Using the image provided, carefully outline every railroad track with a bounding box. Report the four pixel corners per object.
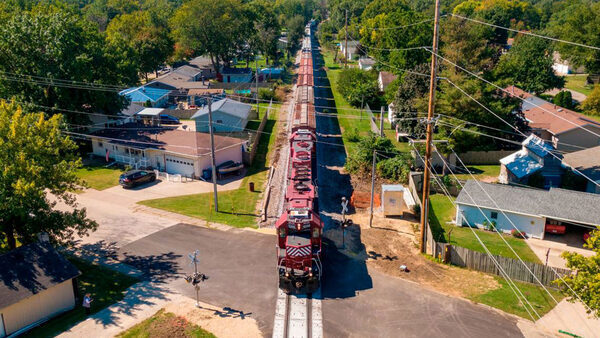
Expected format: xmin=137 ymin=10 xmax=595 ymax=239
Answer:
xmin=273 ymin=289 xmax=323 ymax=338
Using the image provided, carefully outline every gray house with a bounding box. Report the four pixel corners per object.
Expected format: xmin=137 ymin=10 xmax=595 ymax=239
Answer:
xmin=191 ymin=98 xmax=252 ymax=133
xmin=0 ymin=242 xmax=81 ymax=337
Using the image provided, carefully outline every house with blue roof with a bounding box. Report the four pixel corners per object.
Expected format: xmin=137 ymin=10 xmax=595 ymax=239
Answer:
xmin=498 ymin=134 xmax=563 ymax=188
xmin=119 ymin=86 xmax=170 ymax=108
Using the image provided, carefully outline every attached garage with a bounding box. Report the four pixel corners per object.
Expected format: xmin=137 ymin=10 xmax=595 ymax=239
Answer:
xmin=165 ymin=156 xmax=195 ymax=176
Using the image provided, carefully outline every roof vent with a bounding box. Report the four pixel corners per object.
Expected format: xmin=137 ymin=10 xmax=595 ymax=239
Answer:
xmin=557 ymin=108 xmax=563 ymax=112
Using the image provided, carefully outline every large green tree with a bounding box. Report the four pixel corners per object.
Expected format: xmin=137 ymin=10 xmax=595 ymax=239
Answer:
xmin=0 ymin=101 xmax=97 ymax=250
xmin=494 ymin=35 xmax=564 ymax=95
xmin=392 ymin=63 xmax=430 ymax=138
xmin=0 ymin=5 xmax=134 ymax=125
xmin=106 ymin=10 xmax=173 ymax=81
xmin=559 ymin=227 xmax=600 ymax=318
xmin=337 ymin=68 xmax=380 ymax=108
xmin=248 ymin=0 xmax=281 ymax=66
xmin=170 ymin=0 xmax=248 ymax=72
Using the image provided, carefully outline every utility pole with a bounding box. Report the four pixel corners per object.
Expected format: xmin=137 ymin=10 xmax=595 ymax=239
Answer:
xmin=419 ymin=0 xmax=441 ymax=254
xmin=255 ymin=56 xmax=259 ymax=117
xmin=369 ymin=150 xmax=376 ymax=228
xmin=379 ymin=106 xmax=384 ymax=137
xmin=208 ymin=97 xmax=218 ymax=212
xmin=344 ymin=9 xmax=348 ymax=68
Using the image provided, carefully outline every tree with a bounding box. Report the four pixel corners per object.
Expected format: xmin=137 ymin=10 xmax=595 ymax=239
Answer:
xmin=337 ymin=68 xmax=380 ymax=108
xmin=345 ymin=132 xmax=398 ymax=174
xmin=553 ymin=90 xmax=574 ymax=110
xmin=170 ymin=0 xmax=247 ymax=72
xmin=106 ymin=11 xmax=173 ymax=81
xmin=0 ymin=101 xmax=97 ymax=250
xmin=0 ymin=5 xmax=133 ymax=125
xmin=376 ymin=154 xmax=412 ymax=183
xmin=582 ymin=85 xmax=600 ymax=116
xmin=494 ymin=35 xmax=564 ymax=95
xmin=286 ymin=15 xmax=305 ymax=59
xmin=248 ymin=0 xmax=281 ymax=65
xmin=392 ymin=63 xmax=430 ymax=138
xmin=558 ymin=227 xmax=600 ymax=317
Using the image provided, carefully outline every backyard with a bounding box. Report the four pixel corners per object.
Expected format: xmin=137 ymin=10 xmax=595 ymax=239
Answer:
xmin=565 ymin=74 xmax=594 ymax=96
xmin=75 ymin=162 xmax=124 ymax=191
xmin=453 ymin=165 xmax=500 ymax=181
xmin=24 ymin=256 xmax=139 ymax=337
xmin=428 ymin=194 xmax=541 ymax=263
xmin=138 ymin=106 xmax=279 ymax=228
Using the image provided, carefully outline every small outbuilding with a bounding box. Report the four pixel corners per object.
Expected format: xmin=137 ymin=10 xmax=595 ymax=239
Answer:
xmin=219 ymin=67 xmax=253 ymax=83
xmin=0 ymin=242 xmax=80 ymax=337
xmin=191 ymin=98 xmax=252 ymax=133
xmin=381 ymin=184 xmax=415 ymax=217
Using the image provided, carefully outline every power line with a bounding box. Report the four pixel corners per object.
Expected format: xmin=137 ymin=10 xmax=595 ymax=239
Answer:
xmin=450 ymin=13 xmax=600 ymax=52
xmin=356 ymin=16 xmax=442 ymax=31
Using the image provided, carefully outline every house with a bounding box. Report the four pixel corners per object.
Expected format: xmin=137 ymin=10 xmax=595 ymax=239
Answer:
xmin=499 ymin=134 xmax=563 ymax=188
xmin=218 ymin=67 xmax=253 ymax=83
xmin=455 ymin=180 xmax=600 ymax=239
xmin=259 ymin=67 xmax=284 ymax=80
xmin=0 ymin=242 xmax=80 ymax=337
xmin=358 ymin=57 xmax=375 ymax=71
xmin=562 ymin=145 xmax=600 ymax=194
xmin=339 ymin=40 xmax=360 ymax=60
xmin=191 ymin=98 xmax=252 ymax=133
xmin=134 ymin=107 xmax=164 ymax=126
xmin=187 ymin=88 xmax=226 ymax=107
xmin=188 ymin=56 xmax=217 ymax=79
xmin=90 ymin=123 xmax=244 ymax=178
xmin=147 ymin=72 xmax=208 ymax=91
xmin=551 ymin=52 xmax=583 ymax=75
xmin=378 ymin=71 xmax=398 ymax=92
xmin=173 ymin=65 xmax=202 ymax=81
xmin=119 ymin=86 xmax=170 ymax=108
xmin=507 ymin=86 xmax=600 ymax=152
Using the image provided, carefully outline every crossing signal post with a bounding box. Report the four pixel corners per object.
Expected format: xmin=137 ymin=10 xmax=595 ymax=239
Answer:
xmin=185 ymin=250 xmax=208 ymax=308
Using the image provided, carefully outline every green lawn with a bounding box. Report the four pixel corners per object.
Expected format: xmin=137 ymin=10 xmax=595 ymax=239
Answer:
xmin=565 ymin=75 xmax=594 ymax=96
xmin=454 ymin=165 xmax=500 ymax=181
xmin=429 ymin=194 xmax=541 ymax=263
xmin=24 ymin=256 xmax=139 ymax=337
xmin=76 ymin=164 xmax=124 ymax=190
xmin=466 ymin=276 xmax=563 ymax=319
xmin=138 ymin=109 xmax=279 ymax=228
xmin=117 ymin=309 xmax=215 ymax=338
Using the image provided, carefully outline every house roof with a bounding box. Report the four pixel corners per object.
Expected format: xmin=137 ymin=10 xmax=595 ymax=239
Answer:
xmin=136 ymin=108 xmax=164 ymax=116
xmin=120 ymin=103 xmax=145 ymax=117
xmin=0 ymin=242 xmax=81 ymax=309
xmin=505 ymin=85 xmax=600 ymax=135
xmin=379 ymin=71 xmax=398 ymax=89
xmin=188 ymin=88 xmax=225 ymax=96
xmin=173 ymin=65 xmax=202 ymax=78
xmin=500 ymin=151 xmax=542 ymax=179
xmin=90 ymin=123 xmax=242 ymax=157
xmin=150 ymin=73 xmax=208 ymax=90
xmin=188 ymin=56 xmax=213 ymax=69
xmin=562 ymin=145 xmax=600 ymax=181
xmin=120 ymin=86 xmax=170 ymax=103
xmin=221 ymin=67 xmax=252 ymax=75
xmin=522 ymin=134 xmax=555 ymax=158
xmin=359 ymin=58 xmax=375 ymax=66
xmin=191 ymin=98 xmax=251 ymax=120
xmin=456 ymin=180 xmax=600 ymax=226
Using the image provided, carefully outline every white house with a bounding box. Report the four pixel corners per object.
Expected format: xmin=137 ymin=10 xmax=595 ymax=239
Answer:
xmin=0 ymin=242 xmax=80 ymax=337
xmin=358 ymin=57 xmax=375 ymax=70
xmin=89 ymin=123 xmax=244 ymax=178
xmin=340 ymin=40 xmax=359 ymax=60
xmin=378 ymin=71 xmax=398 ymax=92
xmin=455 ymin=180 xmax=600 ymax=239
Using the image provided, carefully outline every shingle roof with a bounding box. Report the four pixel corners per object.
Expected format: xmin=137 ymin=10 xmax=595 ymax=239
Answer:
xmin=359 ymin=58 xmax=375 ymax=66
xmin=0 ymin=242 xmax=80 ymax=309
xmin=379 ymin=71 xmax=398 ymax=89
xmin=173 ymin=65 xmax=202 ymax=78
xmin=120 ymin=86 xmax=170 ymax=103
xmin=221 ymin=67 xmax=252 ymax=75
xmin=90 ymin=123 xmax=242 ymax=157
xmin=150 ymin=73 xmax=208 ymax=90
xmin=191 ymin=98 xmax=251 ymax=120
xmin=120 ymin=103 xmax=145 ymax=117
xmin=505 ymin=85 xmax=600 ymax=135
xmin=456 ymin=180 xmax=600 ymax=226
xmin=562 ymin=146 xmax=600 ymax=181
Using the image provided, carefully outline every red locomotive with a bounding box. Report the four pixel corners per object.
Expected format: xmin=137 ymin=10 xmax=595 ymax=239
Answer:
xmin=276 ymin=22 xmax=322 ymax=294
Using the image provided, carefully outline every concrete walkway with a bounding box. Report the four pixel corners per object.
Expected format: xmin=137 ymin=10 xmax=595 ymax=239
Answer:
xmin=537 ymin=299 xmax=600 ymax=338
xmin=526 ymin=237 xmax=593 ymax=269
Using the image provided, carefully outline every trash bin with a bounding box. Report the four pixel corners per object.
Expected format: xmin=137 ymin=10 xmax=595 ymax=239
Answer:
xmin=249 ymin=182 xmax=255 ymax=192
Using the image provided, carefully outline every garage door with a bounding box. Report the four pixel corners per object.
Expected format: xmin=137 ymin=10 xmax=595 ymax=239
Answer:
xmin=165 ymin=156 xmax=195 ymax=176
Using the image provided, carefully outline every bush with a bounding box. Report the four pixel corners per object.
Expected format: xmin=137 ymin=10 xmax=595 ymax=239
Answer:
xmin=336 ymin=68 xmax=380 ymax=108
xmin=258 ymin=88 xmax=279 ymax=101
xmin=511 ymin=229 xmax=527 ymax=239
xmin=553 ymin=90 xmax=574 ymax=109
xmin=376 ymin=154 xmax=412 ymax=183
xmin=344 ymin=133 xmax=398 ymax=173
xmin=483 ymin=220 xmax=497 ymax=231
xmin=345 ymin=127 xmax=360 ymax=142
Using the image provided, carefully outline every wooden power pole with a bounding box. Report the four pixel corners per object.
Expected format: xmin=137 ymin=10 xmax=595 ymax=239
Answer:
xmin=419 ymin=0 xmax=441 ymax=254
xmin=344 ymin=9 xmax=348 ymax=68
xmin=207 ymin=97 xmax=219 ymax=212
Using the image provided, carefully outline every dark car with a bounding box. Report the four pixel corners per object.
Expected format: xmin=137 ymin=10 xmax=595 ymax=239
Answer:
xmin=119 ymin=170 xmax=156 ymax=188
xmin=160 ymin=114 xmax=180 ymax=125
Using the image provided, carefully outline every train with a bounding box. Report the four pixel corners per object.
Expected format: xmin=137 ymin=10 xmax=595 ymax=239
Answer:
xmin=276 ymin=20 xmax=322 ymax=294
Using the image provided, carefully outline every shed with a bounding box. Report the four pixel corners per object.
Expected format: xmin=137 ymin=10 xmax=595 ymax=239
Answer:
xmin=191 ymin=98 xmax=252 ymax=133
xmin=381 ymin=185 xmax=414 ymax=217
xmin=0 ymin=242 xmax=80 ymax=337
xmin=219 ymin=67 xmax=253 ymax=83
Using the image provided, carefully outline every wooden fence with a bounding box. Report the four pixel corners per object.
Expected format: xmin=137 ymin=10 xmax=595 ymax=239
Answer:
xmin=243 ymin=100 xmax=271 ymax=165
xmin=365 ymin=104 xmax=381 ymax=135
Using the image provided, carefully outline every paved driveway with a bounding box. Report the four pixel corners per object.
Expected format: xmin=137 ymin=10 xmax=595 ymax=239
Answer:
xmin=526 ymin=236 xmax=594 ymax=269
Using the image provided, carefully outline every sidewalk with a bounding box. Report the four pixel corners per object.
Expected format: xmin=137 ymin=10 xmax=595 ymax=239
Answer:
xmin=536 ymin=299 xmax=600 ymax=338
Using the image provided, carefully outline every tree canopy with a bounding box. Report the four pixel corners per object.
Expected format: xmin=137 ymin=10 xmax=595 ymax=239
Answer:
xmin=0 ymin=100 xmax=97 ymax=250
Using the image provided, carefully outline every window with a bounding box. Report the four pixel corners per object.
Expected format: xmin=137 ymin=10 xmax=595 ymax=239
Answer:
xmin=98 ymin=142 xmax=103 ymax=148
xmin=217 ymin=119 xmax=223 ymax=123
xmin=490 ymin=212 xmax=498 ymax=219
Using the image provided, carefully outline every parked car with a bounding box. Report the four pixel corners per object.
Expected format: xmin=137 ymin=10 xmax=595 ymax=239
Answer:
xmin=119 ymin=170 xmax=156 ymax=188
xmin=160 ymin=114 xmax=180 ymax=125
xmin=217 ymin=161 xmax=244 ymax=176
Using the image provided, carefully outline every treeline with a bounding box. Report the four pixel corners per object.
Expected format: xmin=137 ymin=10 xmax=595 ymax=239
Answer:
xmin=320 ymin=0 xmax=600 ymax=152
xmin=0 ymin=0 xmax=325 ymax=125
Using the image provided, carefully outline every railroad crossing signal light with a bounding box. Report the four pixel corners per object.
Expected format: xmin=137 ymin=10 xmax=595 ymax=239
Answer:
xmin=342 ymin=219 xmax=353 ymax=228
xmin=184 ymin=272 xmax=207 ymax=286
